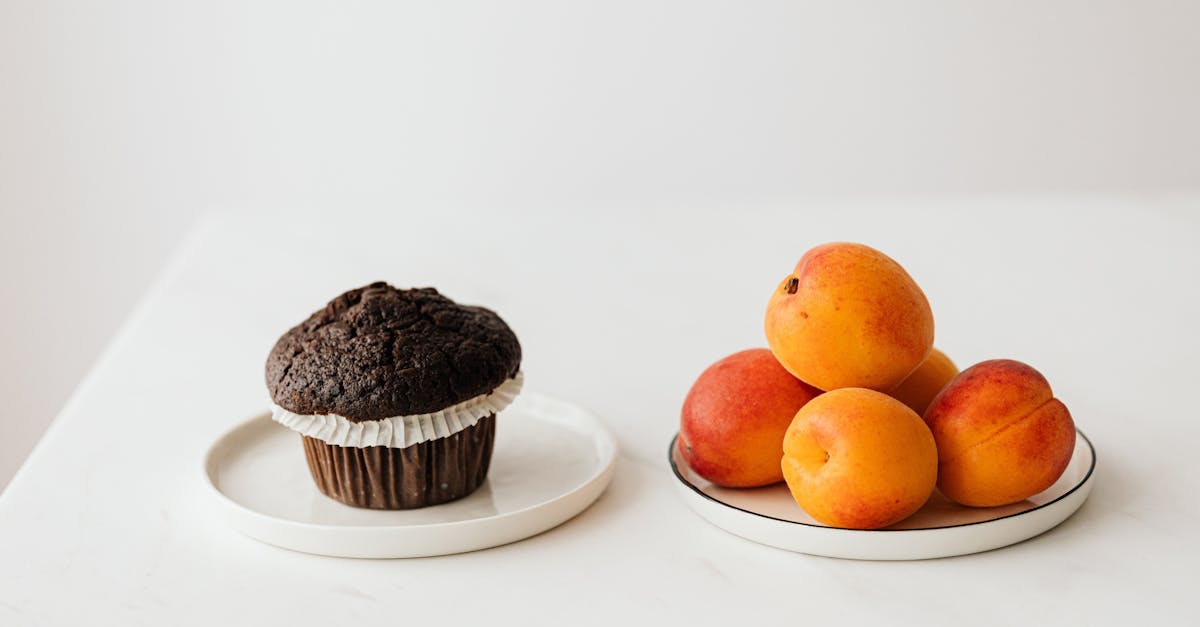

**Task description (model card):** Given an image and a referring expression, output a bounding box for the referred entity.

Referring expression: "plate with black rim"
[669,430,1095,560]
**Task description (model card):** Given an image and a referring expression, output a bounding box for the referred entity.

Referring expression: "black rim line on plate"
[667,429,1097,533]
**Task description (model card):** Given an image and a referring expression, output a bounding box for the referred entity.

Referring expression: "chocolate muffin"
[266,281,522,509]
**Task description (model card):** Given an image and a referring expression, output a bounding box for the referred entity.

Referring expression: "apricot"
[924,359,1076,507]
[765,242,934,392]
[781,388,937,529]
[679,349,822,487]
[890,348,959,416]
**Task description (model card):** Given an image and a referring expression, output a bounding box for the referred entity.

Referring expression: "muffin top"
[266,282,522,421]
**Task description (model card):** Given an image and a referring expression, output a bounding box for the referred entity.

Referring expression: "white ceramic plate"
[204,393,617,558]
[670,430,1095,560]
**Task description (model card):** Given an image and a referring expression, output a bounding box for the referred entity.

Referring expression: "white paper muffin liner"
[271,372,523,449]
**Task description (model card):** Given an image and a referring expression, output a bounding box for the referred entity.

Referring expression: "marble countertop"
[2,202,1197,625]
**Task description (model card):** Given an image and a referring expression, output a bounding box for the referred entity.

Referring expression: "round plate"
[669,430,1095,560]
[204,394,617,558]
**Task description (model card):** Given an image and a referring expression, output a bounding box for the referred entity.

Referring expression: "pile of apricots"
[678,242,1076,530]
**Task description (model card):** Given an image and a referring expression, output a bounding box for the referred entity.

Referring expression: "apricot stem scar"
[785,277,799,294]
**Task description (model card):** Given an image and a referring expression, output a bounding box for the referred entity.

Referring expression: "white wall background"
[1,0,1198,490]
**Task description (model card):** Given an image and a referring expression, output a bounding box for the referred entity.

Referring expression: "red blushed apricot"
[924,359,1076,507]
[890,348,959,416]
[679,349,822,487]
[765,242,935,392]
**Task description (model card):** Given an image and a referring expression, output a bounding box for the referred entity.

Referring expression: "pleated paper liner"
[301,414,496,510]
[273,373,523,448]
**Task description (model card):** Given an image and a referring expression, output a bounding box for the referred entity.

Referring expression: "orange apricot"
[781,388,937,529]
[765,242,934,391]
[890,348,959,416]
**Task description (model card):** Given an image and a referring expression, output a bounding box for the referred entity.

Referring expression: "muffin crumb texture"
[266,282,521,421]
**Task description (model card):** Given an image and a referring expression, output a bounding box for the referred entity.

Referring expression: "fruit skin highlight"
[781,388,938,529]
[890,348,959,416]
[924,359,1076,507]
[765,242,935,392]
[679,349,823,488]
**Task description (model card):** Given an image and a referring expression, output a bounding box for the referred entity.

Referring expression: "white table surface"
[2,201,1198,626]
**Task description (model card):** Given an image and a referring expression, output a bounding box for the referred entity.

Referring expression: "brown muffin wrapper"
[301,413,495,510]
